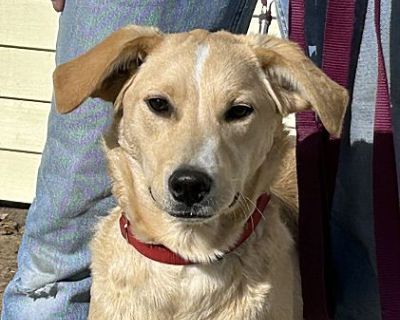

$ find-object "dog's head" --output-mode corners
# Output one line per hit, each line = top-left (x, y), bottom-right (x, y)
(54, 26), (347, 260)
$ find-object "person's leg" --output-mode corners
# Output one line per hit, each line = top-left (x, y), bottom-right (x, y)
(1, 1), (256, 319)
(275, 0), (289, 38)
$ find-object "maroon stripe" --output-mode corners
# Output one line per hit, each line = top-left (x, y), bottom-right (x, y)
(322, 0), (356, 88)
(321, 6), (355, 312)
(374, 3), (391, 133)
(315, 0), (355, 209)
(373, 1), (400, 319)
(290, 1), (331, 319)
(289, 0), (306, 48)
(290, 0), (320, 142)
(292, 0), (358, 318)
(295, 134), (331, 320)
(373, 134), (400, 320)
(319, 3), (355, 258)
(295, 111), (321, 141)
(375, 70), (391, 131)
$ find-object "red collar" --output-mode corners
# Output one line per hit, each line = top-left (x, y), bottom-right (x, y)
(119, 193), (271, 265)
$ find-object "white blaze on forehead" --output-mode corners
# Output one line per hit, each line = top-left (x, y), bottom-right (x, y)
(190, 137), (218, 174)
(194, 44), (210, 87)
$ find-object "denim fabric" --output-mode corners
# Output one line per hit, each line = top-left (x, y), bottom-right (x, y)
(1, 1), (256, 319)
(275, 0), (289, 38)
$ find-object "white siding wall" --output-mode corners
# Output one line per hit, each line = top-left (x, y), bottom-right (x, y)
(0, 0), (57, 203)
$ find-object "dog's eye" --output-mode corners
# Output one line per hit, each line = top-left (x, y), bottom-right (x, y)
(225, 105), (254, 121)
(146, 97), (171, 114)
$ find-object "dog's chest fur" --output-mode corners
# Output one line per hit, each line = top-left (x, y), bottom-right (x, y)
(89, 200), (301, 320)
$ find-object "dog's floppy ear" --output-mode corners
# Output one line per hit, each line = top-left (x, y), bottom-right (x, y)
(53, 25), (163, 113)
(247, 35), (348, 137)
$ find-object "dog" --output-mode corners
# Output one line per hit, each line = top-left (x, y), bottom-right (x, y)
(53, 26), (348, 320)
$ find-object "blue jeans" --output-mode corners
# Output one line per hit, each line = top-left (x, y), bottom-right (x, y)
(1, 1), (256, 319)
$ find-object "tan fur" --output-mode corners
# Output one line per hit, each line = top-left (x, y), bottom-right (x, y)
(54, 26), (348, 320)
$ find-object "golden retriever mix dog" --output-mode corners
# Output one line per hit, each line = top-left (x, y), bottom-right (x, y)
(53, 26), (347, 320)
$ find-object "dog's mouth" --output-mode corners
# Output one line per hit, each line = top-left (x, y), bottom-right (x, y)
(168, 207), (213, 220)
(149, 187), (240, 221)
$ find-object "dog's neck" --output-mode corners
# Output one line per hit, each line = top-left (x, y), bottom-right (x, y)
(119, 193), (271, 265)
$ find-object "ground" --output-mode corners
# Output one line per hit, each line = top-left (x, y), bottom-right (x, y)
(0, 207), (27, 312)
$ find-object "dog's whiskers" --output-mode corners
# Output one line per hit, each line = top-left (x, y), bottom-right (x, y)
(237, 193), (252, 221)
(237, 198), (249, 221)
(242, 195), (267, 221)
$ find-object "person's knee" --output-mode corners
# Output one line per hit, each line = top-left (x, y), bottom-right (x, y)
(7, 258), (59, 301)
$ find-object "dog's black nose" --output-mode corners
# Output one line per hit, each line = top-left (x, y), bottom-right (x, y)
(168, 168), (212, 206)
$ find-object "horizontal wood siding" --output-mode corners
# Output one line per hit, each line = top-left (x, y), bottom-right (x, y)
(0, 99), (50, 153)
(0, 150), (41, 203)
(0, 0), (58, 50)
(0, 0), (56, 203)
(0, 47), (55, 102)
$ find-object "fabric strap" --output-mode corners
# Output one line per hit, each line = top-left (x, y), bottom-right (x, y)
(373, 1), (400, 318)
(291, 0), (400, 319)
(290, 0), (355, 318)
(390, 0), (400, 200)
(329, 1), (380, 319)
(290, 1), (329, 318)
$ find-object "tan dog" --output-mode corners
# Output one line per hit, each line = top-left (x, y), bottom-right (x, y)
(53, 26), (347, 320)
